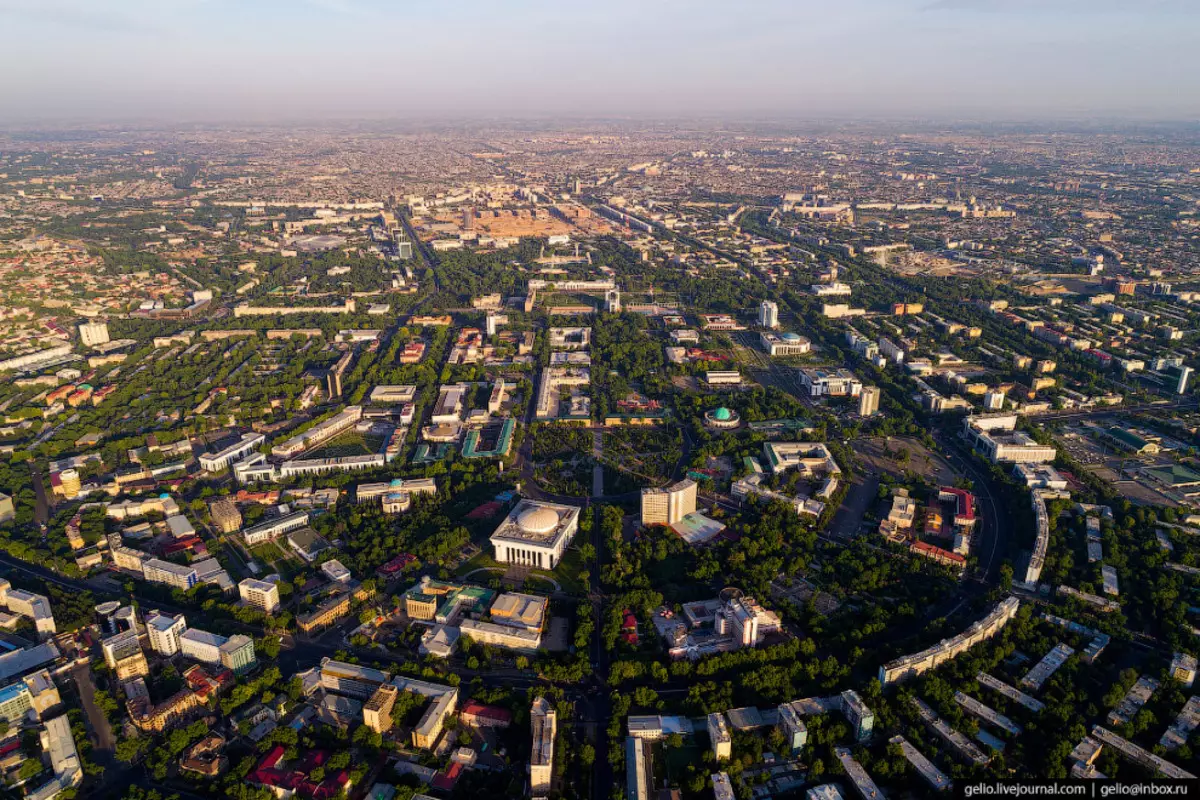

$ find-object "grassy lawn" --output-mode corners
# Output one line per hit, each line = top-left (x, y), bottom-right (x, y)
(249, 540), (303, 579)
(661, 742), (703, 784)
(456, 550), (504, 577)
(306, 430), (383, 459)
(541, 547), (588, 595)
(455, 547), (589, 596)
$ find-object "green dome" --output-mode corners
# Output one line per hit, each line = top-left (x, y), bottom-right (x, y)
(713, 407), (732, 421)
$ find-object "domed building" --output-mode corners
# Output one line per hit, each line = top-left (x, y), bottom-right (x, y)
(490, 499), (581, 569)
(704, 406), (741, 430)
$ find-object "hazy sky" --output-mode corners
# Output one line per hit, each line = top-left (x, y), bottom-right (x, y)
(1, 0), (1197, 123)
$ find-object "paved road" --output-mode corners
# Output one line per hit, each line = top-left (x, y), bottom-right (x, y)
(934, 431), (1010, 582)
(73, 663), (116, 760)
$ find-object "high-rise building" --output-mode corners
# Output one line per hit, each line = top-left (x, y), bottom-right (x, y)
(102, 630), (149, 680)
(707, 712), (732, 761)
(759, 300), (779, 330)
(78, 321), (110, 347)
(238, 578), (280, 614)
(218, 635), (257, 674)
(209, 497), (242, 533)
(57, 469), (81, 500)
(327, 350), (353, 399)
(146, 611), (187, 656)
(640, 479), (698, 527)
(858, 386), (880, 417)
(320, 658), (389, 699)
(1177, 366), (1193, 395)
(364, 684), (398, 734)
(530, 696), (557, 796)
(778, 703), (808, 753)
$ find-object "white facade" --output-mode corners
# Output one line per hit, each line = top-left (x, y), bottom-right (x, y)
(199, 433), (265, 472)
(146, 612), (187, 656)
(179, 629), (226, 665)
(79, 322), (110, 347)
(759, 300), (779, 329)
(490, 500), (581, 569)
(238, 579), (280, 613)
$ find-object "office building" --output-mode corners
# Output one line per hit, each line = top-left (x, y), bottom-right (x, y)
(102, 630), (149, 680)
(641, 479), (697, 526)
(239, 578), (280, 613)
(364, 684), (398, 734)
(180, 629), (226, 666)
(4, 589), (56, 638)
(320, 658), (389, 699)
(0, 492), (13, 524)
(799, 367), (863, 398)
(530, 696), (556, 797)
(218, 635), (257, 674)
(199, 433), (265, 473)
(778, 702), (808, 753)
(963, 415), (1057, 464)
(79, 321), (110, 347)
(0, 681), (33, 725)
(146, 611), (187, 656)
(759, 300), (779, 329)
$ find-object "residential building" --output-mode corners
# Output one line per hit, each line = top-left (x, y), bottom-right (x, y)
(626, 736), (652, 800)
(79, 321), (110, 347)
(199, 433), (265, 472)
(858, 386), (880, 417)
(1171, 653), (1197, 687)
(142, 558), (198, 590)
(238, 578), (281, 614)
(707, 712), (732, 761)
(879, 598), (1019, 685)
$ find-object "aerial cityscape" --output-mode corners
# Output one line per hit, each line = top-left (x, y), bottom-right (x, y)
(3, 2), (1200, 800)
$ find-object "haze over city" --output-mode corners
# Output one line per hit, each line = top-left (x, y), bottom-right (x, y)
(3, 0), (1200, 122)
(5, 2), (1200, 799)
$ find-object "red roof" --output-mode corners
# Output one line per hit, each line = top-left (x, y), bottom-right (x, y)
(939, 487), (976, 522)
(466, 501), (503, 520)
(432, 762), (463, 790)
(461, 701), (513, 725)
(911, 541), (966, 564)
(377, 553), (419, 576)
